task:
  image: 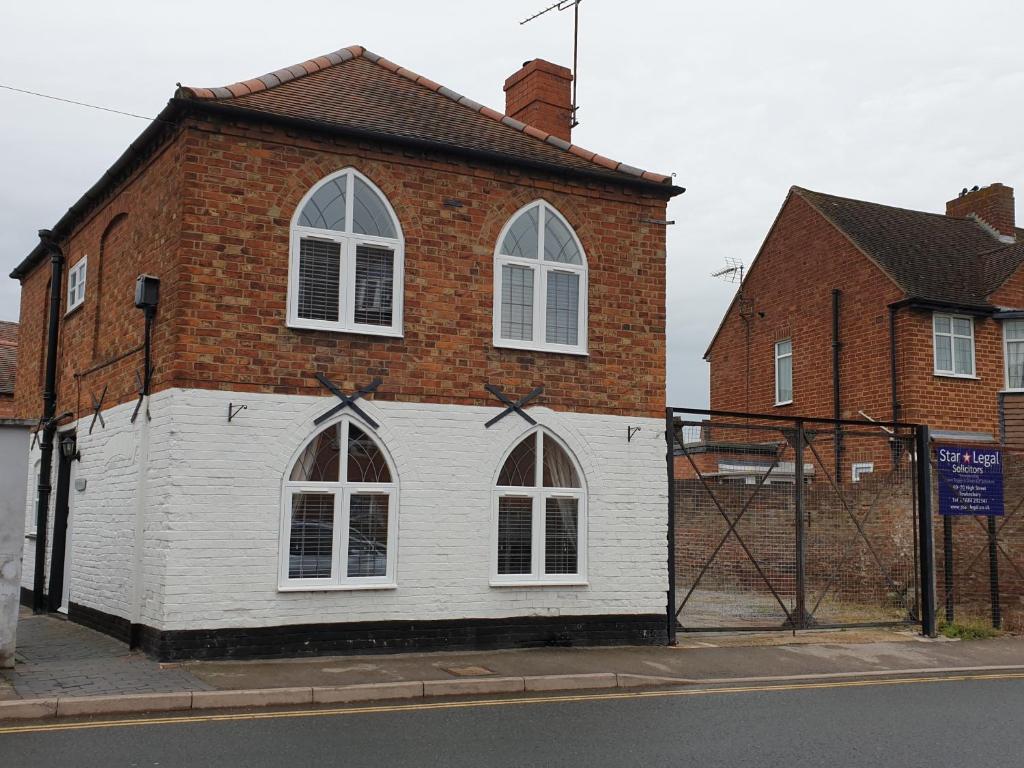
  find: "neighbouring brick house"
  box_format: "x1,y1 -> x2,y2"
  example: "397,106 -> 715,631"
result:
697,183 -> 1023,484
10,46 -> 682,659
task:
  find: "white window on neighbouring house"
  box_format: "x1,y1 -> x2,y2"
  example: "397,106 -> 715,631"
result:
66,257 -> 87,312
933,313 -> 975,377
287,169 -> 403,336
1004,320 -> 1024,390
493,201 -> 588,355
26,459 -> 40,538
775,339 -> 793,405
852,462 -> 874,483
280,418 -> 397,589
493,430 -> 586,584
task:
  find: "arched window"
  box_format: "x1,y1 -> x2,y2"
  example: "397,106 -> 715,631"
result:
493,200 -> 588,355
280,419 -> 397,588
492,429 -> 586,584
287,169 -> 403,336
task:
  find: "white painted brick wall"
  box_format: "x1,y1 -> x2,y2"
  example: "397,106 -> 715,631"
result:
27,388 -> 668,632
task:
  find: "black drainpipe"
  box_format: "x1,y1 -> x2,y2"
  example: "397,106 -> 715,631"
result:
832,289 -> 842,482
889,305 -> 900,423
32,230 -> 65,613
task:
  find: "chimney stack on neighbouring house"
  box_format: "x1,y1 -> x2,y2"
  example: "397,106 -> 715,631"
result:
946,183 -> 1016,242
504,59 -> 573,143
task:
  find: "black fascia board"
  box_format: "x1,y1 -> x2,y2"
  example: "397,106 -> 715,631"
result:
888,297 -> 995,316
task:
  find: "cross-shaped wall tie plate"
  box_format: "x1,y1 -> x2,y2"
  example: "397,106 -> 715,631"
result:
314,374 -> 383,429
484,384 -> 544,428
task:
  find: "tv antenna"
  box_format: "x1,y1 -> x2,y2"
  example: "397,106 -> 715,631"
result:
520,0 -> 582,129
711,256 -> 745,284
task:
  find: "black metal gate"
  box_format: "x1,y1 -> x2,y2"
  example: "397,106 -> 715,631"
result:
667,409 -> 936,637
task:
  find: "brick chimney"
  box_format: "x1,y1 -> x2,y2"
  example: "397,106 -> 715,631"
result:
946,183 -> 1016,241
504,59 -> 573,143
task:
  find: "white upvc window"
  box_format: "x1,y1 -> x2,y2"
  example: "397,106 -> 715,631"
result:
279,418 -> 398,590
852,462 -> 874,483
775,339 -> 793,405
1004,319 -> 1024,390
66,257 -> 87,312
492,429 -> 587,586
287,168 -> 403,337
933,313 -> 975,377
493,200 -> 588,355
26,459 -> 40,538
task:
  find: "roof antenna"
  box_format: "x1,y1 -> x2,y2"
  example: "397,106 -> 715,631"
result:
712,257 -> 752,319
520,0 -> 582,129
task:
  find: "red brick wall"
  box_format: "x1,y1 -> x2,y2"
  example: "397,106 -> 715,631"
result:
708,190 -> 1014,442
15,114 -> 669,423
708,192 -> 902,424
13,129 -> 184,423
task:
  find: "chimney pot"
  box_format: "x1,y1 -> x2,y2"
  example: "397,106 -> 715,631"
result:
946,183 -> 1016,241
503,59 -> 574,143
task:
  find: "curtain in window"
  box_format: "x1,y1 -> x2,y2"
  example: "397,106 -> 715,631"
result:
354,245 -> 394,326
1007,321 -> 1024,388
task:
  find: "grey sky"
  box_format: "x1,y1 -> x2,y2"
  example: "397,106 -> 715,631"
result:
1,1 -> 1022,406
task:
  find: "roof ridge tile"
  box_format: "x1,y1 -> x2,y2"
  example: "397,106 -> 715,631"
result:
178,45 -> 673,185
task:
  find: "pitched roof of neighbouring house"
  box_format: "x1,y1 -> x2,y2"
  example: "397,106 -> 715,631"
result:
0,321 -> 18,396
795,187 -> 1024,306
177,45 -> 676,187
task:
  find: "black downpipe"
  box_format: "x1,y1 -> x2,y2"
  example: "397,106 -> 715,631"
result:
832,289 -> 842,483
889,305 -> 900,422
916,425 -> 937,637
665,408 -> 677,645
32,230 -> 64,613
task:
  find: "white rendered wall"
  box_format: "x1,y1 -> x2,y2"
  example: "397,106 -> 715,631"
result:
162,389 -> 666,631
20,394 -> 172,629
30,388 -> 667,632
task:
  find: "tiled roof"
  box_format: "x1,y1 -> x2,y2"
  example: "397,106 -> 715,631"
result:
177,45 -> 674,186
0,321 -> 18,396
795,187 -> 1024,306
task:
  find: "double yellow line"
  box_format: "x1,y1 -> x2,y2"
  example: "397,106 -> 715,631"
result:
3,670 -> 1023,736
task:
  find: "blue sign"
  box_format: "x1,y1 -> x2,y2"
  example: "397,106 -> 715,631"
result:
936,445 -> 1004,516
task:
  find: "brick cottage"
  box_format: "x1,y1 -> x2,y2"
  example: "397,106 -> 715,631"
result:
10,46 -> 683,659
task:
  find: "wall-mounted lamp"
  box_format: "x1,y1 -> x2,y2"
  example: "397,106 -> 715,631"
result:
60,433 -> 80,462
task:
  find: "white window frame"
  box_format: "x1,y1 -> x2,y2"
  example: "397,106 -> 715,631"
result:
774,339 -> 793,406
492,200 -> 588,356
286,168 -> 404,337
491,429 -> 587,586
278,417 -> 398,591
933,313 -> 976,378
66,256 -> 87,313
1003,319 -> 1024,391
851,462 -> 874,483
26,459 -> 40,538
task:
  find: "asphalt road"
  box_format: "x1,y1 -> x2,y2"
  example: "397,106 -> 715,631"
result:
3,674 -> 1024,767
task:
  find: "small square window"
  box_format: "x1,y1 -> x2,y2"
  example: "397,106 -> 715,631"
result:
852,462 -> 874,483
66,257 -> 87,312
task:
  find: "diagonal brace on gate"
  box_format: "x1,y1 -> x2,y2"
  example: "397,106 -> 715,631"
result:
802,434 -> 913,615
672,424 -> 795,625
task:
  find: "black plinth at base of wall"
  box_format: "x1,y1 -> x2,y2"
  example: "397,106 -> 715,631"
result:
62,603 -> 667,662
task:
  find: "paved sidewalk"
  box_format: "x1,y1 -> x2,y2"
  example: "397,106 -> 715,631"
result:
0,609 -> 208,700
4,609 -> 1024,704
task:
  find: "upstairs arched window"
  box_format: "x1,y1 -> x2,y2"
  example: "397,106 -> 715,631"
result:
493,201 -> 588,355
492,429 -> 586,584
287,169 -> 403,337
280,418 -> 397,589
